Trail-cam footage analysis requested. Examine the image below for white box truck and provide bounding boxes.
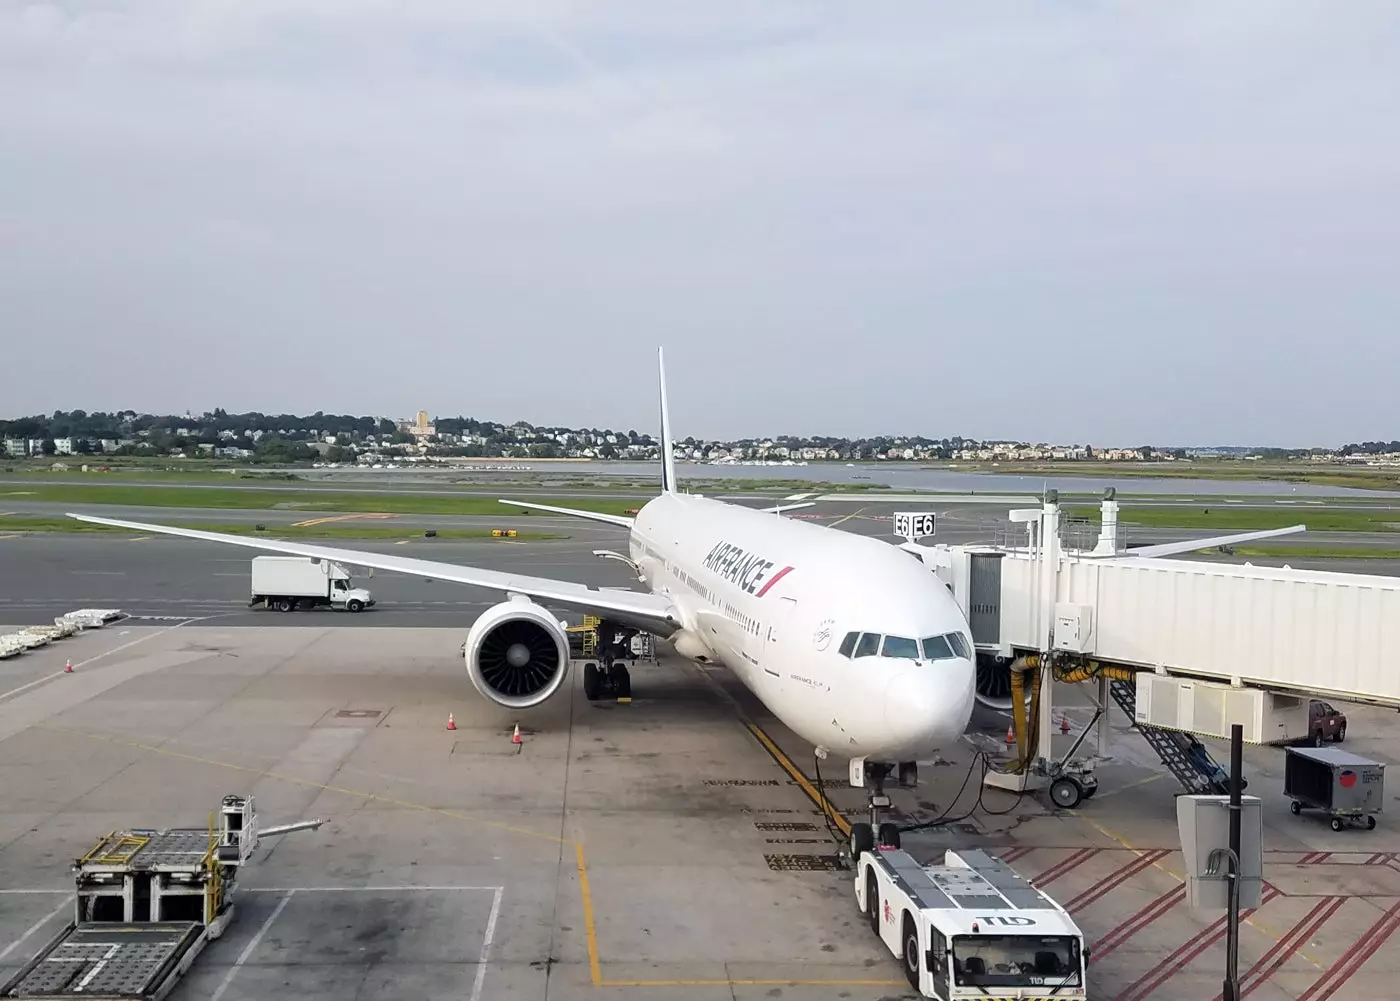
[250,556,374,613]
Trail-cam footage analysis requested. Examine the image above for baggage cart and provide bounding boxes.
[1284,746,1384,831]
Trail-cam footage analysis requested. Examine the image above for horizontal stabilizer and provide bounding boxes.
[1110,524,1307,560]
[497,499,634,528]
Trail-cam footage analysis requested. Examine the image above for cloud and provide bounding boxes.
[2,1,1398,445]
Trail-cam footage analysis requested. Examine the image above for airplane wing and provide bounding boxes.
[758,501,816,515]
[65,513,680,635]
[497,499,634,528]
[1101,525,1307,560]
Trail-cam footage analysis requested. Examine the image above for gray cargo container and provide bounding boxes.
[1284,746,1384,831]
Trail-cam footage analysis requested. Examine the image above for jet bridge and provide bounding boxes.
[900,491,1400,804]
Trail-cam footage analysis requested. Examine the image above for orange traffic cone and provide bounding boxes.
[511,724,522,746]
[1005,724,1016,745]
[1060,714,1071,734]
[446,713,456,731]
[64,659,73,674]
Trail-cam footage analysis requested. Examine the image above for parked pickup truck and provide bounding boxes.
[250,556,375,613]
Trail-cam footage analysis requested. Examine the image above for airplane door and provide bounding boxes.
[768,597,798,647]
[758,597,800,694]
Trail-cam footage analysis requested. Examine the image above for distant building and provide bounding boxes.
[399,410,436,440]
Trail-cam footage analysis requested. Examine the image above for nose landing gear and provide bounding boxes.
[847,757,905,859]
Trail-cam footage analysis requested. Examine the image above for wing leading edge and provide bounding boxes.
[64,513,680,635]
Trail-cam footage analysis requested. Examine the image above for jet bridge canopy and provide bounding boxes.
[946,523,1400,709]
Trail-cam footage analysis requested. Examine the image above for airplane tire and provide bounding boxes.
[877,823,901,849]
[612,664,631,699]
[582,664,601,701]
[850,822,874,863]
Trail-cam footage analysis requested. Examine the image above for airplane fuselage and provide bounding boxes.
[628,493,977,761]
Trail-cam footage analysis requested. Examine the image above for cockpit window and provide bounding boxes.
[921,635,955,660]
[948,632,972,659]
[853,632,882,658]
[882,635,920,659]
[837,631,858,658]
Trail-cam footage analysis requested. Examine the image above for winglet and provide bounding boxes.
[658,347,677,494]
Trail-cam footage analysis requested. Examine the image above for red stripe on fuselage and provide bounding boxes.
[756,565,794,597]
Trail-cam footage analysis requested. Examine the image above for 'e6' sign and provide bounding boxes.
[894,512,937,540]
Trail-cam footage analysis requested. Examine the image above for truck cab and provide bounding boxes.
[855,846,1087,999]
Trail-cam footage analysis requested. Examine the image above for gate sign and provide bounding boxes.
[893,511,937,541]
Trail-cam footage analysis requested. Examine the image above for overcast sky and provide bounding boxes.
[3,3,1398,446]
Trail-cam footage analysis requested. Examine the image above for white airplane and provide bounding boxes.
[68,349,977,851]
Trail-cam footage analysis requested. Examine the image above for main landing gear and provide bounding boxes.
[581,660,630,701]
[581,620,637,701]
[847,757,918,861]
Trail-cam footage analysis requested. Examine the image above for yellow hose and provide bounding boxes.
[1002,655,1136,773]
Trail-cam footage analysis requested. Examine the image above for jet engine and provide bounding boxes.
[464,597,571,709]
[975,652,1033,711]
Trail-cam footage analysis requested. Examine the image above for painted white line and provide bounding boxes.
[0,895,72,961]
[471,887,503,1001]
[209,889,294,1001]
[71,570,125,576]
[0,616,207,704]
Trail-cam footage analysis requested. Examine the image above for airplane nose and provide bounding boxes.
[884,663,976,747]
[884,671,942,740]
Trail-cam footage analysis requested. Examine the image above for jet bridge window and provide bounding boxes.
[837,632,858,658]
[853,632,882,658]
[881,635,920,659]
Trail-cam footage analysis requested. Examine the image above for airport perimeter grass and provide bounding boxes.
[956,461,1400,492]
[0,483,644,515]
[1226,545,1400,560]
[1066,505,1400,533]
[0,517,566,541]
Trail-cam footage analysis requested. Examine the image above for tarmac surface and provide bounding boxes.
[2,624,1398,1000]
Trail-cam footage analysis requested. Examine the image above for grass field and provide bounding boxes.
[0,516,566,541]
[1066,505,1400,533]
[949,461,1400,492]
[0,483,645,515]
[1224,545,1400,560]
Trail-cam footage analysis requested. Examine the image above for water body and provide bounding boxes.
[503,460,1400,498]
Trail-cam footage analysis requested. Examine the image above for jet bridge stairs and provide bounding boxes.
[1107,679,1235,795]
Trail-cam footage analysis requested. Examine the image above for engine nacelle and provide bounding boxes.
[464,597,571,709]
[976,652,1034,711]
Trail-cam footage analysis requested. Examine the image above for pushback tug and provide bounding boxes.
[855,844,1088,1000]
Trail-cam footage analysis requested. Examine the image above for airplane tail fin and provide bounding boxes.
[658,347,677,494]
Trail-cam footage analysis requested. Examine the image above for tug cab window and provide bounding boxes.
[837,632,858,658]
[853,632,882,658]
[881,635,920,659]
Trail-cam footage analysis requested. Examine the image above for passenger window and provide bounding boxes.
[837,632,858,658]
[854,633,881,658]
[882,635,919,659]
[921,635,954,660]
